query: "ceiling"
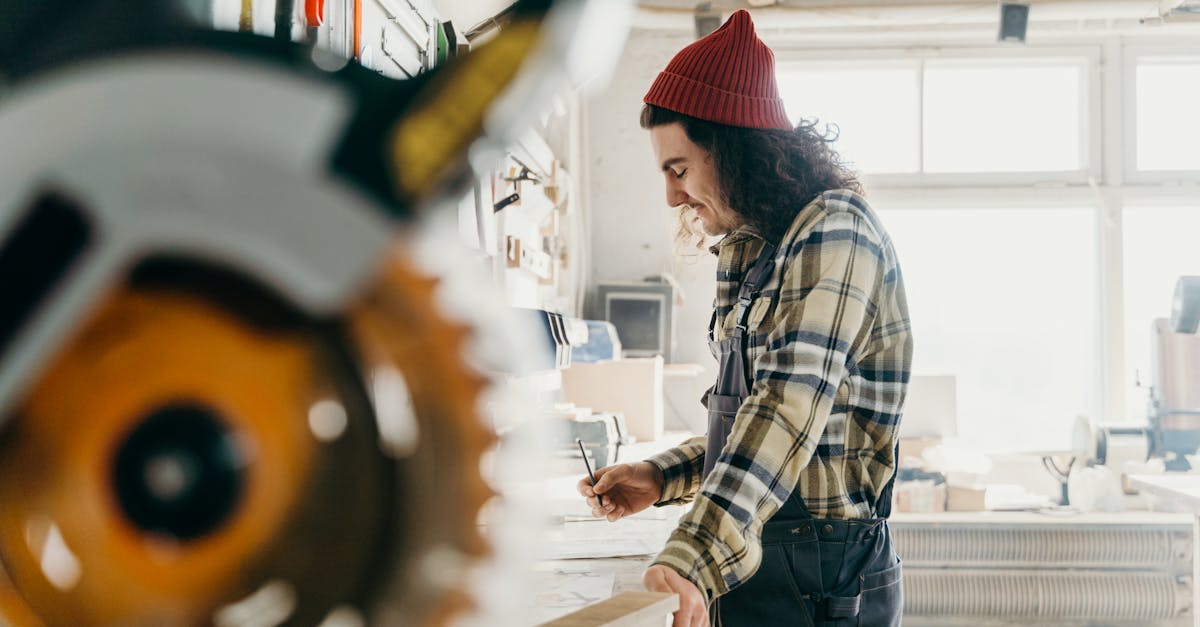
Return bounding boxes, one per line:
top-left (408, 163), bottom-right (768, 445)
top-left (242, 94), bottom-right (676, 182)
top-left (633, 0), bottom-right (1200, 36)
top-left (636, 0), bottom-right (1163, 13)
top-left (640, 0), bottom-right (995, 7)
top-left (435, 0), bottom-right (1200, 39)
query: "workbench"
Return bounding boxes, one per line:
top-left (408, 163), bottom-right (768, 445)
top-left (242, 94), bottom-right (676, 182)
top-left (526, 435), bottom-right (690, 625)
top-left (1128, 474), bottom-right (1200, 627)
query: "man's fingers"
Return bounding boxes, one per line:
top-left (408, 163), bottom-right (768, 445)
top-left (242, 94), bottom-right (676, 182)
top-left (591, 463), bottom-right (629, 493)
top-left (576, 476), bottom-right (595, 497)
top-left (643, 566), bottom-right (706, 627)
top-left (676, 594), bottom-right (705, 627)
top-left (672, 603), bottom-right (697, 627)
top-left (691, 602), bottom-right (708, 627)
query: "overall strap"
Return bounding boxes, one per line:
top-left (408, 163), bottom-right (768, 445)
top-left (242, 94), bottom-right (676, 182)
top-left (701, 240), bottom-right (780, 480)
top-left (730, 241), bottom-right (778, 341)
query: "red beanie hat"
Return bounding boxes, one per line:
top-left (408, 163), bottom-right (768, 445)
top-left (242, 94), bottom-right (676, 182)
top-left (644, 10), bottom-right (791, 131)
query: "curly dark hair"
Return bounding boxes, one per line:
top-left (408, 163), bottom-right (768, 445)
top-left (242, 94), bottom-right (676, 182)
top-left (639, 104), bottom-right (861, 246)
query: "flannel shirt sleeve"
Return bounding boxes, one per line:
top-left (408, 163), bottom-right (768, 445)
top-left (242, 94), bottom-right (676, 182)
top-left (650, 209), bottom-right (887, 603)
top-left (645, 436), bottom-right (706, 505)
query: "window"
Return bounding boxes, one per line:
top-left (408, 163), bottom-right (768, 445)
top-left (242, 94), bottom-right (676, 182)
top-left (878, 207), bottom-right (1101, 450)
top-left (923, 59), bottom-right (1086, 173)
top-left (763, 42), bottom-right (1199, 446)
top-left (1134, 57), bottom-right (1200, 172)
top-left (778, 54), bottom-right (1090, 180)
top-left (776, 64), bottom-right (920, 174)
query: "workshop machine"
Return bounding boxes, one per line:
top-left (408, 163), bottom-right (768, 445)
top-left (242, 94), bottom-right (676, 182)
top-left (1144, 276), bottom-right (1200, 469)
top-left (0, 1), bottom-right (624, 625)
top-left (1075, 276), bottom-right (1200, 472)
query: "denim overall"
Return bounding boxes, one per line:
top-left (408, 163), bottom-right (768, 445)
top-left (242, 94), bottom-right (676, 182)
top-left (704, 242), bottom-right (903, 627)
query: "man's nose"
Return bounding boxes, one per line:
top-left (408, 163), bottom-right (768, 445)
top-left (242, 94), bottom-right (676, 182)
top-left (665, 180), bottom-right (687, 208)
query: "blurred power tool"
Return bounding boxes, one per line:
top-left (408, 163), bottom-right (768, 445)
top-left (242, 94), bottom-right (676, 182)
top-left (0, 0), bottom-right (627, 625)
top-left (1146, 276), bottom-right (1200, 469)
top-left (1074, 277), bottom-right (1200, 474)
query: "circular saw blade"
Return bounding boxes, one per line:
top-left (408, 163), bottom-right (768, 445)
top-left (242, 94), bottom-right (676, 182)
top-left (0, 254), bottom-right (497, 627)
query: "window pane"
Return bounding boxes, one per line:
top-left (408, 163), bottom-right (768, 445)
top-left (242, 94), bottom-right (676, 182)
top-left (1136, 58), bottom-right (1200, 171)
top-left (923, 60), bottom-right (1084, 173)
top-left (1122, 207), bottom-right (1200, 421)
top-left (777, 66), bottom-right (919, 174)
top-left (877, 207), bottom-right (1100, 450)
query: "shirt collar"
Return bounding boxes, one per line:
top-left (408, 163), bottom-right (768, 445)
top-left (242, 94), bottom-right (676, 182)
top-left (708, 225), bottom-right (762, 255)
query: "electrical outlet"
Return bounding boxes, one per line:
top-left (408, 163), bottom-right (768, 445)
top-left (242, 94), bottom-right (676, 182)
top-left (519, 245), bottom-right (552, 279)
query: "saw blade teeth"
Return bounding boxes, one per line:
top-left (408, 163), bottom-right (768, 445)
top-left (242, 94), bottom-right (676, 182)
top-left (348, 255), bottom-right (502, 627)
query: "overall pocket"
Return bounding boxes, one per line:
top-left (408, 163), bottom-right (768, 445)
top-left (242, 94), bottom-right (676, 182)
top-left (714, 544), bottom-right (815, 627)
top-left (856, 557), bottom-right (902, 627)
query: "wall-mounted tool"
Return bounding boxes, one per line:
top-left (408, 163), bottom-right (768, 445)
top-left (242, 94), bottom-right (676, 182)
top-left (305, 0), bottom-right (325, 26)
top-left (493, 191), bottom-right (520, 212)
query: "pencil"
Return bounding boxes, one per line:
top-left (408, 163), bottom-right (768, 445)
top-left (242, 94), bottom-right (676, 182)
top-left (576, 439), bottom-right (604, 507)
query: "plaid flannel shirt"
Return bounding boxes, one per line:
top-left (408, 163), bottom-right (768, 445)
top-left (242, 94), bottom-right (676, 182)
top-left (646, 189), bottom-right (912, 603)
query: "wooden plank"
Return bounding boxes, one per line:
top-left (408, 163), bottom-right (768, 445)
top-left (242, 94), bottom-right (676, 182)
top-left (537, 591), bottom-right (678, 627)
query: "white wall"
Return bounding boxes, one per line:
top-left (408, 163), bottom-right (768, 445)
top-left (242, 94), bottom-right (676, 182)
top-left (584, 28), bottom-right (687, 287)
top-left (583, 28), bottom-right (717, 432)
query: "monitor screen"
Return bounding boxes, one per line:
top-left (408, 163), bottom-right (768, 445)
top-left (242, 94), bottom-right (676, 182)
top-left (606, 295), bottom-right (663, 353)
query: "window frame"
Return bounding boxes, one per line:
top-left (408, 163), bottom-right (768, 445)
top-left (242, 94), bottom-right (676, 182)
top-left (1122, 42), bottom-right (1200, 184)
top-left (776, 44), bottom-right (1101, 188)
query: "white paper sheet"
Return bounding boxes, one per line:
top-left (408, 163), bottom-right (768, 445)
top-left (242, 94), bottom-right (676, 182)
top-left (538, 536), bottom-right (658, 560)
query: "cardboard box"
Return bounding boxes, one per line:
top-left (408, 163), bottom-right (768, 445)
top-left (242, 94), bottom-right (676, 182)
top-left (946, 484), bottom-right (987, 511)
top-left (561, 357), bottom-right (663, 442)
top-left (893, 480), bottom-right (946, 513)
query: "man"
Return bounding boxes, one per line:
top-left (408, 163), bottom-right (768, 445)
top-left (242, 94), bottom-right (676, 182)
top-left (578, 10), bottom-right (912, 627)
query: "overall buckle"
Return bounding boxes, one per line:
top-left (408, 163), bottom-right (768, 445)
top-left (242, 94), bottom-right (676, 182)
top-left (733, 296), bottom-right (753, 331)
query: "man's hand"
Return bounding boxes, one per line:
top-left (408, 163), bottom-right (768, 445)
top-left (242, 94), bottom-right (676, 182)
top-left (643, 564), bottom-right (707, 627)
top-left (576, 461), bottom-right (664, 522)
